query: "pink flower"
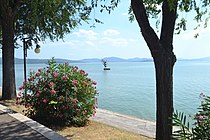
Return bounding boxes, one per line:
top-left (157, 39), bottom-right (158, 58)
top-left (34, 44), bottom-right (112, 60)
top-left (80, 70), bottom-right (85, 74)
top-left (76, 108), bottom-right (79, 111)
top-left (72, 99), bottom-right (77, 103)
top-left (36, 72), bottom-right (40, 76)
top-left (38, 69), bottom-right (42, 72)
top-left (23, 81), bottom-right (27, 85)
top-left (53, 72), bottom-right (59, 77)
top-left (42, 80), bottom-right (46, 83)
top-left (19, 86), bottom-right (23, 90)
top-left (75, 87), bottom-right (78, 91)
top-left (74, 66), bottom-right (78, 72)
top-left (17, 92), bottom-right (22, 97)
top-left (51, 89), bottom-right (56, 94)
top-left (65, 63), bottom-right (69, 66)
top-left (27, 103), bottom-right (31, 107)
top-left (199, 115), bottom-right (204, 121)
top-left (72, 80), bottom-right (77, 85)
top-left (67, 98), bottom-right (71, 102)
top-left (62, 75), bottom-right (68, 79)
top-left (95, 98), bottom-right (98, 103)
top-left (93, 112), bottom-right (96, 116)
top-left (36, 93), bottom-right (40, 97)
top-left (63, 105), bottom-right (68, 109)
top-left (93, 81), bottom-right (97, 85)
top-left (43, 99), bottom-right (47, 103)
top-left (83, 81), bottom-right (87, 85)
top-left (48, 82), bottom-right (55, 87)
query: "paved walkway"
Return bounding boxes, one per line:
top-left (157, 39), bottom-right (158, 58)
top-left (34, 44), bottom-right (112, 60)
top-left (0, 103), bottom-right (156, 139)
top-left (92, 109), bottom-right (156, 138)
top-left (0, 104), bottom-right (66, 140)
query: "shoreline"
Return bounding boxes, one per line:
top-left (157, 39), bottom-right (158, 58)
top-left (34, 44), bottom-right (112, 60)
top-left (92, 108), bottom-right (155, 138)
top-left (0, 89), bottom-right (156, 138)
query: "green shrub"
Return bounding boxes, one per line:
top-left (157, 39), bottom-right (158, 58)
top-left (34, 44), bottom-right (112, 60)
top-left (172, 93), bottom-right (210, 139)
top-left (17, 58), bottom-right (98, 126)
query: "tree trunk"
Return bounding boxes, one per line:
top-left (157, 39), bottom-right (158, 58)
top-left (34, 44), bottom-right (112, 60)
top-left (131, 0), bottom-right (177, 139)
top-left (153, 51), bottom-right (176, 140)
top-left (1, 5), bottom-right (16, 100)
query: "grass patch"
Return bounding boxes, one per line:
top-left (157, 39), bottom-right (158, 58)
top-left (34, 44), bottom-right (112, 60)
top-left (0, 93), bottom-right (153, 140)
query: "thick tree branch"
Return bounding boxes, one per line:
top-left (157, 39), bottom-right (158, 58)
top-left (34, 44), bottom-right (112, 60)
top-left (160, 0), bottom-right (177, 51)
top-left (131, 0), bottom-right (160, 52)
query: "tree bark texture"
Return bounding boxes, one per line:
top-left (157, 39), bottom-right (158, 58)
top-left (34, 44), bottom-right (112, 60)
top-left (0, 1), bottom-right (17, 100)
top-left (131, 0), bottom-right (177, 139)
top-left (153, 51), bottom-right (176, 139)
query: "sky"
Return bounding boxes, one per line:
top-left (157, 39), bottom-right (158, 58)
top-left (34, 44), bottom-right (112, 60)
top-left (12, 1), bottom-right (210, 60)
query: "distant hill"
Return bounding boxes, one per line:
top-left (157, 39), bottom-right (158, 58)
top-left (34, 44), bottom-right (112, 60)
top-left (197, 57), bottom-right (210, 61)
top-left (0, 56), bottom-right (209, 64)
top-left (177, 57), bottom-right (210, 62)
top-left (0, 58), bottom-right (77, 64)
top-left (15, 58), bottom-right (49, 64)
top-left (127, 57), bottom-right (152, 62)
top-left (79, 57), bottom-right (153, 63)
top-left (104, 57), bottom-right (126, 62)
top-left (78, 58), bottom-right (101, 63)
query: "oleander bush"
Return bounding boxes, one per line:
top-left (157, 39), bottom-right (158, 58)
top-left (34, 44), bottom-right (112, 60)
top-left (172, 93), bottom-right (210, 139)
top-left (17, 58), bottom-right (98, 126)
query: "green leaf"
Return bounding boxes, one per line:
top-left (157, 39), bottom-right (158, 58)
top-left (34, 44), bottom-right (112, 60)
top-left (49, 100), bottom-right (58, 105)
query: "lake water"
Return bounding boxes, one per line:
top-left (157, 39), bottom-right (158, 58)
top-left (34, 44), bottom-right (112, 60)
top-left (2, 60), bottom-right (210, 121)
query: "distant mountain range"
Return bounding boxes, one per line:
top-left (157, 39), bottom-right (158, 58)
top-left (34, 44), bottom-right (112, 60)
top-left (178, 57), bottom-right (210, 61)
top-left (79, 57), bottom-right (152, 63)
top-left (0, 56), bottom-right (209, 64)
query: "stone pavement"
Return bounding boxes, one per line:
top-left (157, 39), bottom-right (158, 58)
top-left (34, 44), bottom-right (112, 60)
top-left (0, 103), bottom-right (156, 139)
top-left (92, 109), bottom-right (156, 138)
top-left (0, 104), bottom-right (66, 140)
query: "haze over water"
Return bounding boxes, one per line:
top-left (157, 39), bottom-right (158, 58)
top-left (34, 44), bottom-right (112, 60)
top-left (9, 60), bottom-right (210, 121)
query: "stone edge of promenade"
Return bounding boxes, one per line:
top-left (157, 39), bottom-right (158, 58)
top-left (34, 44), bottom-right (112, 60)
top-left (92, 108), bottom-right (156, 138)
top-left (0, 104), bottom-right (67, 140)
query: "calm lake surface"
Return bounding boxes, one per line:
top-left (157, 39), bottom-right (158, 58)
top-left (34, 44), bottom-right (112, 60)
top-left (2, 60), bottom-right (210, 121)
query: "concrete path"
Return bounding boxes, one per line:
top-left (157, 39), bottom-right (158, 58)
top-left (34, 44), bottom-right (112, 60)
top-left (92, 109), bottom-right (156, 138)
top-left (0, 104), bottom-right (66, 140)
top-left (0, 102), bottom-right (156, 139)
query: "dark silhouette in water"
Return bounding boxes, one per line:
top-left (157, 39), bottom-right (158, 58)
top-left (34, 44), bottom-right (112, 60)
top-left (101, 59), bottom-right (110, 70)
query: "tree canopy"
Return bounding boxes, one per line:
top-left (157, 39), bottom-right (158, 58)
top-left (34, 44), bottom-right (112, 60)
top-left (0, 0), bottom-right (119, 100)
top-left (129, 0), bottom-right (210, 37)
top-left (0, 0), bottom-right (119, 47)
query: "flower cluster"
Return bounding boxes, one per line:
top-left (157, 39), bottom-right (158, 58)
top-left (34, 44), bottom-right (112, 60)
top-left (172, 93), bottom-right (210, 139)
top-left (192, 93), bottom-right (210, 138)
top-left (16, 58), bottom-right (98, 126)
